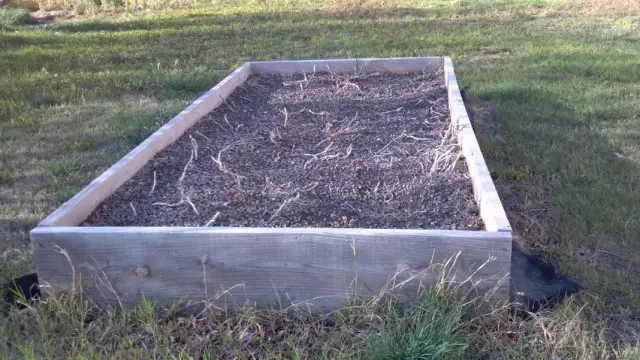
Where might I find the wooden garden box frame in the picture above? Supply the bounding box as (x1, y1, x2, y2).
(31, 57, 513, 309)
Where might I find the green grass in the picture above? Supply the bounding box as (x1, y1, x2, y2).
(0, 282, 475, 359)
(1, 0, 640, 357)
(0, 8, 32, 27)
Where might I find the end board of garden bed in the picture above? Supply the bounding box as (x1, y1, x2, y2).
(31, 57, 513, 310)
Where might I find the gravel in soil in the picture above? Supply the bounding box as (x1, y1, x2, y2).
(84, 68, 482, 229)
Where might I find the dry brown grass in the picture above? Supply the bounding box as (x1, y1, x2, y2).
(1, 251, 633, 359)
(574, 0, 640, 15)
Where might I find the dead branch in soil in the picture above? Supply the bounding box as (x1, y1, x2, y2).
(148, 171, 157, 195)
(210, 119, 228, 133)
(344, 143, 353, 158)
(184, 196, 200, 215)
(336, 80, 363, 94)
(269, 193, 301, 222)
(315, 113, 360, 148)
(269, 129, 282, 145)
(377, 131, 407, 154)
(129, 202, 137, 217)
(153, 187, 199, 215)
(282, 65, 317, 87)
(379, 107, 404, 115)
(280, 108, 289, 128)
(210, 141, 247, 200)
(219, 95, 237, 112)
(429, 145, 457, 174)
(303, 142, 340, 169)
(307, 109, 330, 116)
(194, 131, 212, 142)
(224, 114, 233, 130)
(445, 151, 463, 172)
(179, 136, 198, 183)
(204, 211, 221, 226)
(190, 135, 199, 159)
(377, 131, 431, 154)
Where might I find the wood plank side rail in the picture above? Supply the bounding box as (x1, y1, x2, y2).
(32, 227, 512, 309)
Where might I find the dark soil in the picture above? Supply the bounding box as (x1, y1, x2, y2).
(84, 68, 482, 229)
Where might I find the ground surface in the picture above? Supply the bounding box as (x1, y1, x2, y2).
(85, 71, 482, 229)
(2, 0, 640, 358)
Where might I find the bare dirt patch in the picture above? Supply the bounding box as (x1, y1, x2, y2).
(84, 69, 481, 229)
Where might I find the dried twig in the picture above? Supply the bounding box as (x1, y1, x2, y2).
(377, 131, 407, 153)
(307, 110, 330, 116)
(429, 146, 456, 174)
(152, 187, 199, 214)
(153, 200, 185, 207)
(129, 202, 137, 217)
(211, 120, 228, 133)
(344, 143, 353, 158)
(204, 211, 221, 227)
(194, 131, 212, 142)
(224, 114, 233, 130)
(219, 95, 237, 112)
(445, 151, 464, 172)
(404, 134, 430, 141)
(336, 80, 362, 94)
(189, 135, 198, 159)
(379, 107, 403, 115)
(148, 171, 157, 195)
(269, 193, 300, 222)
(280, 107, 289, 128)
(430, 106, 446, 117)
(179, 137, 197, 183)
(269, 130, 282, 145)
(315, 113, 359, 148)
(184, 196, 199, 215)
(303, 142, 336, 169)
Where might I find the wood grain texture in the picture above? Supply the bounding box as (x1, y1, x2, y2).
(250, 57, 443, 75)
(32, 227, 511, 309)
(444, 57, 512, 233)
(38, 63, 252, 227)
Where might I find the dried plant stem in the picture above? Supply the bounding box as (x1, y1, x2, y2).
(224, 114, 233, 130)
(148, 171, 157, 195)
(184, 196, 199, 215)
(179, 137, 198, 183)
(190, 135, 199, 159)
(315, 113, 359, 148)
(280, 107, 289, 128)
(204, 211, 221, 227)
(129, 202, 137, 217)
(429, 146, 457, 174)
(344, 143, 353, 158)
(303, 142, 335, 169)
(269, 193, 300, 222)
(153, 188, 198, 215)
(379, 107, 403, 115)
(194, 131, 211, 142)
(377, 131, 407, 153)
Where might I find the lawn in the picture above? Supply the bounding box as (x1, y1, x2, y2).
(1, 0, 640, 358)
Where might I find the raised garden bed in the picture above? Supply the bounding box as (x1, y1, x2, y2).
(31, 57, 512, 309)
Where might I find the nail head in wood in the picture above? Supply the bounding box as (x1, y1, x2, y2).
(135, 265, 150, 277)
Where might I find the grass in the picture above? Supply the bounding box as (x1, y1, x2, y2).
(0, 8, 32, 27)
(1, 0, 640, 357)
(0, 277, 476, 359)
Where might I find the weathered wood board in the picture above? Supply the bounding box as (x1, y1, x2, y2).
(32, 227, 511, 309)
